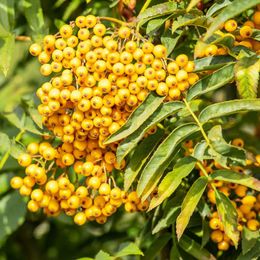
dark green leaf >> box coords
[105,92,164,144]
[114,243,143,257]
[235,56,259,99]
[194,56,235,72]
[186,63,235,101]
[201,219,210,247]
[176,176,208,240]
[0,192,27,243]
[149,157,197,210]
[251,29,260,41]
[161,30,183,56]
[237,240,260,260]
[211,170,260,191]
[116,101,184,162]
[137,123,199,200]
[241,227,259,255]
[143,233,171,260]
[179,235,215,260]
[204,0,260,39]
[137,2,177,22]
[199,99,260,123]
[124,129,164,191]
[215,190,239,247]
[146,17,169,34]
[62,0,82,21]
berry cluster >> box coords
[198,6,260,57]
[11,14,199,224]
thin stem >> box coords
[139,0,152,14]
[15,35,31,41]
[99,17,128,26]
[183,98,212,148]
[0,129,25,170]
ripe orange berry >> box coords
[74,212,87,225]
[29,43,42,56]
[153,45,166,58]
[253,11,260,25]
[176,54,188,67]
[240,25,253,38]
[46,180,59,194]
[218,240,230,251]
[10,176,23,189]
[247,219,259,231]
[224,19,237,32]
[118,26,131,38]
[210,230,224,243]
[27,200,39,212]
[62,153,75,166]
[31,189,44,202]
[88,176,101,189]
[18,153,32,167]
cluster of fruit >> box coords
[183,138,259,251]
[198,6,260,57]
[11,142,150,225]
[11,14,199,224]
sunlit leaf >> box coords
[114,243,143,257]
[176,176,208,240]
[241,227,259,255]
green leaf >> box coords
[124,129,164,191]
[251,29,260,41]
[237,240,260,260]
[161,30,183,56]
[186,63,235,101]
[206,0,232,17]
[114,243,143,257]
[235,56,260,99]
[24,116,43,135]
[211,170,260,191]
[94,250,113,260]
[179,235,215,260]
[199,99,260,123]
[194,56,235,72]
[62,0,82,21]
[10,140,25,159]
[116,101,184,162]
[201,219,210,247]
[105,92,164,144]
[186,0,201,12]
[208,125,246,165]
[137,2,177,22]
[204,0,260,40]
[23,0,47,40]
[205,32,235,49]
[0,33,15,77]
[0,173,14,196]
[149,157,197,210]
[0,132,10,155]
[241,227,259,255]
[0,192,27,243]
[137,123,199,200]
[0,0,15,31]
[215,190,239,247]
[146,17,169,34]
[172,14,208,34]
[176,176,208,240]
[143,233,171,260]
[192,141,209,161]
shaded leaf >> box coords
[235,56,259,99]
[137,123,199,200]
[215,190,239,247]
[199,99,260,123]
[251,29,260,41]
[0,0,15,31]
[205,32,235,50]
[114,243,143,257]
[176,176,208,240]
[194,56,235,72]
[187,63,235,101]
[149,157,197,210]
[172,14,208,34]
[0,192,27,243]
[146,17,169,34]
[211,170,260,191]
[202,219,210,247]
[241,227,259,255]
[105,92,164,144]
[62,0,82,21]
[179,235,215,260]
[237,240,260,260]
[206,0,232,17]
[124,129,164,191]
[204,0,259,39]
[161,30,183,56]
[143,233,171,260]
[10,141,25,159]
[116,101,184,162]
